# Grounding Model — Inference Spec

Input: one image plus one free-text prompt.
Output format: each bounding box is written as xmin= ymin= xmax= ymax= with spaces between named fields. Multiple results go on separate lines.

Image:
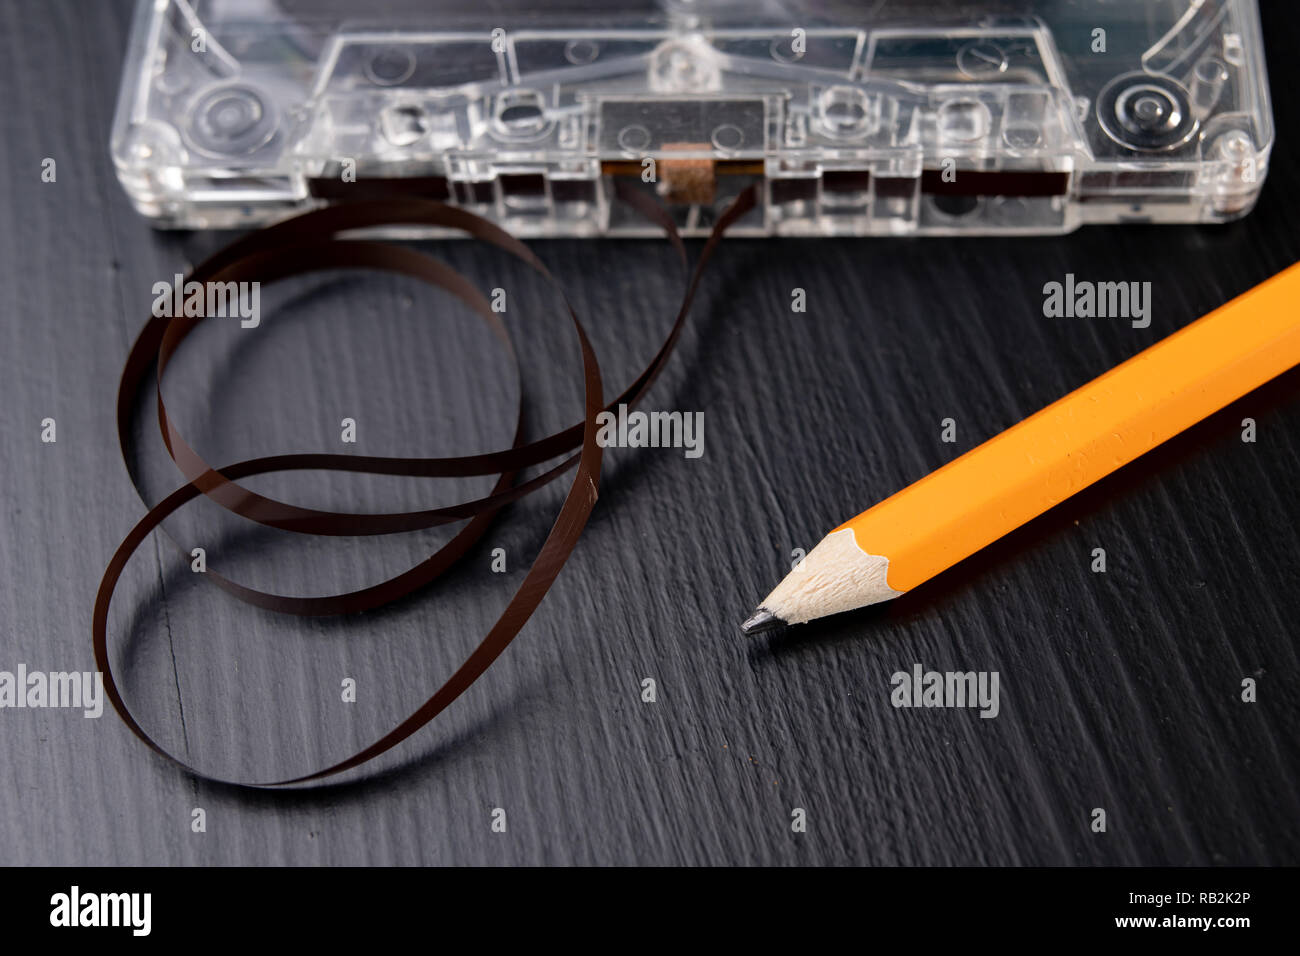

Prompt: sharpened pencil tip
xmin=741 ymin=607 xmax=785 ymax=636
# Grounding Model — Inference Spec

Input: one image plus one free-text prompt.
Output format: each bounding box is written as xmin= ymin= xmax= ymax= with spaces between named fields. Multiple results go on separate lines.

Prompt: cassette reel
xmin=111 ymin=0 xmax=1275 ymax=236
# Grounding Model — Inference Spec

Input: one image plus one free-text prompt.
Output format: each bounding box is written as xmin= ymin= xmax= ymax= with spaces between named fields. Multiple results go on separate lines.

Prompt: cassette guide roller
xmin=112 ymin=0 xmax=1274 ymax=236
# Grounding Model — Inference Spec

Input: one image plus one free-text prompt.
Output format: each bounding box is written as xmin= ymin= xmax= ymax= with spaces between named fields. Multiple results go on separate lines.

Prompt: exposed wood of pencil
xmin=745 ymin=262 xmax=1300 ymax=631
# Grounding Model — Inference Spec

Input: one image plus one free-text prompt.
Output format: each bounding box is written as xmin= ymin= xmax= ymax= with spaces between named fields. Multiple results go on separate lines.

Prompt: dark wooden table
xmin=0 ymin=0 xmax=1296 ymax=866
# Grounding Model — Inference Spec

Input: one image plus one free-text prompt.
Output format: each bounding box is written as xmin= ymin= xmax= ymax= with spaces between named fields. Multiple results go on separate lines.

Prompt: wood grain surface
xmin=0 ymin=0 xmax=1296 ymax=866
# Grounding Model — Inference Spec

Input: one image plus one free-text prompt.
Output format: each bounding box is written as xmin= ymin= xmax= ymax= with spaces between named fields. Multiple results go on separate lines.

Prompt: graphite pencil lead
xmin=740 ymin=607 xmax=785 ymax=636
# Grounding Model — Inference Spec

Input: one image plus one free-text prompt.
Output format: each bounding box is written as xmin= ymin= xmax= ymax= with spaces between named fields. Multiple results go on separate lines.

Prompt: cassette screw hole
xmin=649 ymin=37 xmax=721 ymax=93
xmin=711 ymin=124 xmax=744 ymax=152
xmin=668 ymin=52 xmax=699 ymax=84
xmin=617 ymin=125 xmax=652 ymax=153
xmin=564 ymin=40 xmax=599 ymax=65
xmin=957 ymin=41 xmax=1007 ymax=78
xmin=1215 ymin=129 xmax=1254 ymax=160
xmin=366 ymin=47 xmax=416 ymax=86
xmin=1213 ymin=129 xmax=1257 ymax=186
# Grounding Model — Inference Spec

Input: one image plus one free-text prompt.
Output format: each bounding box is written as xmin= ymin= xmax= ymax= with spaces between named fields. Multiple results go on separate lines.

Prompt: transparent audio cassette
xmin=111 ymin=0 xmax=1275 ymax=236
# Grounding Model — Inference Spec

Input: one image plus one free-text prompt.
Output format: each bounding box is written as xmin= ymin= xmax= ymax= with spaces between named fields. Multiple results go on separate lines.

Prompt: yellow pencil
xmin=742 ymin=263 xmax=1300 ymax=633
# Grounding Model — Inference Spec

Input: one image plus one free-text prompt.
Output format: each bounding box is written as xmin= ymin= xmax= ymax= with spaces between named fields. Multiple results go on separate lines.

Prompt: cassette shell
xmin=111 ymin=0 xmax=1276 ymax=237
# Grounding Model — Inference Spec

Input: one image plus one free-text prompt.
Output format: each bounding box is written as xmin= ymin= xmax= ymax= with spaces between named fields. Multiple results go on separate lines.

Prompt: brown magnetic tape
xmin=94 ymin=182 xmax=757 ymax=787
